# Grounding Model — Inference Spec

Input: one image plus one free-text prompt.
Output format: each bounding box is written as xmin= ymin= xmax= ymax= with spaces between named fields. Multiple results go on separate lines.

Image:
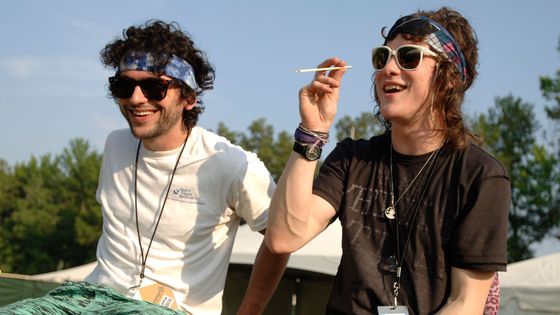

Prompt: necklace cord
xmin=387 ymin=138 xmax=445 ymax=305
xmin=389 ymin=143 xmax=440 ymax=261
xmin=389 ymin=144 xmax=439 ymax=209
xmin=396 ymin=145 xmax=442 ymax=268
xmin=134 ymin=132 xmax=189 ymax=279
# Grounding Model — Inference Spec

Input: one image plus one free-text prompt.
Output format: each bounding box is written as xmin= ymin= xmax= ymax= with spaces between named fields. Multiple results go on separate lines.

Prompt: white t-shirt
xmin=85 ymin=127 xmax=275 ymax=314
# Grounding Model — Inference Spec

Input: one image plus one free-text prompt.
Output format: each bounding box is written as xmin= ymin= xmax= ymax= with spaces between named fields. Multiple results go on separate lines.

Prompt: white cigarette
xmin=295 ymin=65 xmax=353 ymax=73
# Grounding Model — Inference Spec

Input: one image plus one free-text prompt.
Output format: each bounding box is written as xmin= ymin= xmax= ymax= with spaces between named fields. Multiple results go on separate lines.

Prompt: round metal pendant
xmin=384 ymin=206 xmax=396 ymax=220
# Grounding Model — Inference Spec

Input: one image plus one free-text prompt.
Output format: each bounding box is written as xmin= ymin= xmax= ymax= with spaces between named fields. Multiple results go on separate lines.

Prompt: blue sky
xmin=1 ymin=1 xmax=559 ymax=253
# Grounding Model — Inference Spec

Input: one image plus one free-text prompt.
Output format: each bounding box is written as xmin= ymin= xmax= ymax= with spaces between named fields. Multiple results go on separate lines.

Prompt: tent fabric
xmin=225 ymin=222 xmax=342 ymax=315
xmin=29 ymin=262 xmax=97 ymax=283
xmin=3 ymin=221 xmax=342 ymax=284
xmin=0 ymin=277 xmax=59 ymax=306
xmin=499 ymin=252 xmax=560 ymax=313
xmin=231 ymin=221 xmax=342 ymax=275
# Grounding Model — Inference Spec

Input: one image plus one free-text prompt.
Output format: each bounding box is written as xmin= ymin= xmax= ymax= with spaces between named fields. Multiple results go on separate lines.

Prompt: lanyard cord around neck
xmin=388 ymin=140 xmax=444 ymax=306
xmin=133 ymin=134 xmax=188 ymax=282
xmin=388 ymin=144 xmax=439 ymax=216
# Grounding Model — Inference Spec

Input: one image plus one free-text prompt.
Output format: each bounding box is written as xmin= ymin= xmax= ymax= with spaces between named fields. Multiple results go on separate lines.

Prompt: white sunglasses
xmin=371 ymin=44 xmax=438 ymax=71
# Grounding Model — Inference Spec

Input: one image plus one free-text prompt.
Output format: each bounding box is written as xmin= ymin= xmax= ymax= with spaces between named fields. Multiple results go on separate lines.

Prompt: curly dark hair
xmin=100 ymin=19 xmax=215 ymax=131
xmin=374 ymin=7 xmax=481 ymax=149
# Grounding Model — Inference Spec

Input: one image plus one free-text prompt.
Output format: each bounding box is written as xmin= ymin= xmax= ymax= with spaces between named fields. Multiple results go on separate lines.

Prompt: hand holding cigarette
xmin=295 ymin=65 xmax=353 ymax=73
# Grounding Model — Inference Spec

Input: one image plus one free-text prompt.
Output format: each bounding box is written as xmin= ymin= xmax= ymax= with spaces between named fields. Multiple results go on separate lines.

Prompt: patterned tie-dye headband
xmin=118 ymin=51 xmax=199 ymax=90
xmin=385 ymin=15 xmax=467 ymax=81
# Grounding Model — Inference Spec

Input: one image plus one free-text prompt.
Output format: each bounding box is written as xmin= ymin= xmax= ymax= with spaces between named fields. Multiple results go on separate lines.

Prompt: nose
xmin=128 ymin=85 xmax=148 ymax=104
xmin=381 ymin=53 xmax=401 ymax=75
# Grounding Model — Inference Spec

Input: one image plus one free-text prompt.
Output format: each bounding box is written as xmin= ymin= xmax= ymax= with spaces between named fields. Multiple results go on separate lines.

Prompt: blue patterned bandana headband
xmin=118 ymin=51 xmax=199 ymax=90
xmin=385 ymin=15 xmax=467 ymax=81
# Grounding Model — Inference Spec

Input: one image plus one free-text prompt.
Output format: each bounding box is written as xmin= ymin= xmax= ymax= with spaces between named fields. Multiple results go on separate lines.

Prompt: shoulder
xmin=330 ymin=134 xmax=388 ymax=161
xmin=103 ymin=129 xmax=137 ymax=154
xmin=192 ymin=126 xmax=259 ymax=160
xmin=98 ymin=129 xmax=137 ymax=179
xmin=461 ymin=143 xmax=509 ymax=179
xmin=191 ymin=127 xmax=270 ymax=174
xmin=105 ymin=128 xmax=135 ymax=145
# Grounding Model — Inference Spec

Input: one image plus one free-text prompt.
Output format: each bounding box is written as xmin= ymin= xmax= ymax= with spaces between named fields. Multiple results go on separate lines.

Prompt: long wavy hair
xmin=374 ymin=7 xmax=481 ymax=149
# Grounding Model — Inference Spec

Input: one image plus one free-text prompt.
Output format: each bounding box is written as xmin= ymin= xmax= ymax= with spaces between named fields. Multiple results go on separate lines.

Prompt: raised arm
xmin=265 ymin=58 xmax=347 ymax=254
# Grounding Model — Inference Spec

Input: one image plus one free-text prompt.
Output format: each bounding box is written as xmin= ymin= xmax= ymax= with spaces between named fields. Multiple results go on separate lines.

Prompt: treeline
xmin=0 ymin=139 xmax=102 ymax=274
xmin=1 ymin=40 xmax=559 ymax=275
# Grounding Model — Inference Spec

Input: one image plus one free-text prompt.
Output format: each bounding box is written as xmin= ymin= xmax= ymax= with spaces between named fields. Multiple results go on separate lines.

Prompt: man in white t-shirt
xmin=0 ymin=20 xmax=288 ymax=315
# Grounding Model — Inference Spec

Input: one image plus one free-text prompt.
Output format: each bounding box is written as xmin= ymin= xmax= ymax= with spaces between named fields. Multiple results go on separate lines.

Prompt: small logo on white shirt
xmin=170 ymin=187 xmax=204 ymax=204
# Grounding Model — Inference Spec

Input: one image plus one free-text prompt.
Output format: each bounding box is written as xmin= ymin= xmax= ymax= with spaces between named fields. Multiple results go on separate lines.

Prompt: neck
xmin=142 ymin=128 xmax=189 ymax=152
xmin=390 ymin=127 xmax=444 ymax=155
xmin=389 ymin=104 xmax=447 ymax=154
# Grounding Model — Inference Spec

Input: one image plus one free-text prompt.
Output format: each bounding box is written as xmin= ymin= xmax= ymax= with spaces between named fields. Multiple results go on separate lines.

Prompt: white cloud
xmin=0 ymin=55 xmax=107 ymax=80
xmin=0 ymin=55 xmax=112 ymax=99
xmin=0 ymin=57 xmax=39 ymax=78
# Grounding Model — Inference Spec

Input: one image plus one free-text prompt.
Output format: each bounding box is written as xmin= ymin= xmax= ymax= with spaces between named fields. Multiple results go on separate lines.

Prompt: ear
xmin=182 ymin=95 xmax=197 ymax=111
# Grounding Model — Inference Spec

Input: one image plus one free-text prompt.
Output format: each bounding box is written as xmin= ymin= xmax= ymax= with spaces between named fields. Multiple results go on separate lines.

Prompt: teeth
xmin=384 ymin=85 xmax=404 ymax=92
xmin=133 ymin=110 xmax=154 ymax=116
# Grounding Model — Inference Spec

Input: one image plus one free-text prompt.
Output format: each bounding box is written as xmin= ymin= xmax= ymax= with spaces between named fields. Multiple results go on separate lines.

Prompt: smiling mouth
xmin=383 ymin=85 xmax=405 ymax=93
xmin=129 ymin=109 xmax=157 ymax=117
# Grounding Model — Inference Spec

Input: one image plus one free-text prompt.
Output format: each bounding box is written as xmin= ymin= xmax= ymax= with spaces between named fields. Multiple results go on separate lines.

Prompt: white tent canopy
xmin=30 ymin=261 xmax=96 ymax=283
xmin=499 ymin=252 xmax=560 ymax=314
xmin=21 ymin=221 xmax=342 ymax=282
xmin=231 ymin=221 xmax=342 ymax=275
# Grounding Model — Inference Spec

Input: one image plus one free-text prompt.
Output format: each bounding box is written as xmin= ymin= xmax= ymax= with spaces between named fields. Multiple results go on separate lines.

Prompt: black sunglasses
xmin=108 ymin=76 xmax=177 ymax=101
xmin=371 ymin=44 xmax=438 ymax=71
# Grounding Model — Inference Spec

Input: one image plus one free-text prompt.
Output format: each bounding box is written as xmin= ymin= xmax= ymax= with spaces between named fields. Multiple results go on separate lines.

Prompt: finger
xmin=312 ymin=57 xmax=343 ymax=80
xmin=327 ymin=60 xmax=347 ymax=81
xmin=315 ymin=75 xmax=341 ymax=88
xmin=309 ymin=80 xmax=335 ymax=94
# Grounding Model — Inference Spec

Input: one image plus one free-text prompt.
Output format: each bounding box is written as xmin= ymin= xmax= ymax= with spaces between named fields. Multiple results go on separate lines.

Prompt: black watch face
xmin=305 ymin=145 xmax=321 ymax=160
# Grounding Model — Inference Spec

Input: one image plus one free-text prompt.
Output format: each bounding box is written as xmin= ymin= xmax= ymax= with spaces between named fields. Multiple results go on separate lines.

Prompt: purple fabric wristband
xmin=294 ymin=128 xmax=327 ymax=148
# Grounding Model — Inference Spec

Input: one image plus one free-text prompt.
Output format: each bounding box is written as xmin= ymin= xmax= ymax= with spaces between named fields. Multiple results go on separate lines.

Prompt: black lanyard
xmin=131 ymin=135 xmax=188 ymax=288
xmin=388 ymin=142 xmax=443 ymax=307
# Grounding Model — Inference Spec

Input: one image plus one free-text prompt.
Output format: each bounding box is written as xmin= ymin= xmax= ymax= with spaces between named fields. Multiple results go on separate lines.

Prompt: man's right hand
xmin=298 ymin=57 xmax=348 ymax=133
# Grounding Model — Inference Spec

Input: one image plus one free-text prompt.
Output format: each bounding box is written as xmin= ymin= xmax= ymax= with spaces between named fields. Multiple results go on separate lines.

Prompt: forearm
xmin=437 ymin=300 xmax=481 ymax=315
xmin=265 ymin=152 xmax=323 ymax=253
xmin=437 ymin=268 xmax=495 ymax=315
xmin=266 ymin=57 xmax=345 ymax=253
xmin=237 ymin=240 xmax=290 ymax=315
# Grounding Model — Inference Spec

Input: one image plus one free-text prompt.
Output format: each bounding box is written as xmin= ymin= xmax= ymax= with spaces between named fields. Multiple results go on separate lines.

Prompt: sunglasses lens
xmin=139 ymin=80 xmax=169 ymax=101
xmin=372 ymin=47 xmax=390 ymax=70
xmin=109 ymin=77 xmax=135 ymax=98
xmin=397 ymin=46 xmax=422 ymax=70
xmin=108 ymin=77 xmax=170 ymax=101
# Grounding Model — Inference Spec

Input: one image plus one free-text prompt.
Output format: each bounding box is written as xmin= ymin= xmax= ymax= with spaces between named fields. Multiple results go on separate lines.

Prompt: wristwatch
xmin=293 ymin=142 xmax=322 ymax=161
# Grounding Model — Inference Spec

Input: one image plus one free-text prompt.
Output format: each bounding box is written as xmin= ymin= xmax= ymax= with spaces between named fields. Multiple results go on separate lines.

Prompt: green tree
xmin=334 ymin=111 xmax=383 ymax=141
xmin=56 ymin=139 xmax=103 ymax=268
xmin=0 ymin=139 xmax=102 ymax=274
xmin=7 ymin=154 xmax=65 ymax=273
xmin=540 ymin=37 xmax=560 ymax=120
xmin=538 ymin=35 xmax=560 ymax=242
xmin=217 ymin=122 xmax=241 ymax=143
xmin=473 ymin=95 xmax=558 ymax=261
xmin=0 ymin=159 xmax=18 ymax=271
xmin=216 ymin=118 xmax=292 ymax=181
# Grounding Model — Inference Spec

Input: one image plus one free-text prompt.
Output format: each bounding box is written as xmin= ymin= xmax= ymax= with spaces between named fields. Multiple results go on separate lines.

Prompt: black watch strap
xmin=293 ymin=142 xmax=322 ymax=161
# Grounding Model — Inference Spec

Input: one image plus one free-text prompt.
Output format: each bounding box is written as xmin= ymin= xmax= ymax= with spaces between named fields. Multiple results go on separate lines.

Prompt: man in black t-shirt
xmin=265 ymin=7 xmax=510 ymax=315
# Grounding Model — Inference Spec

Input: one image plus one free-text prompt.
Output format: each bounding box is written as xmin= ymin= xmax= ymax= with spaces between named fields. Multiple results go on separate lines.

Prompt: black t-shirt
xmin=313 ymin=134 xmax=510 ymax=315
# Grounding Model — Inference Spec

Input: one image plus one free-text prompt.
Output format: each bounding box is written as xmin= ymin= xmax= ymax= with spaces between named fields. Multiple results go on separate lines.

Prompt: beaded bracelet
xmin=294 ymin=124 xmax=329 ymax=148
xmin=298 ymin=123 xmax=329 ymax=138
